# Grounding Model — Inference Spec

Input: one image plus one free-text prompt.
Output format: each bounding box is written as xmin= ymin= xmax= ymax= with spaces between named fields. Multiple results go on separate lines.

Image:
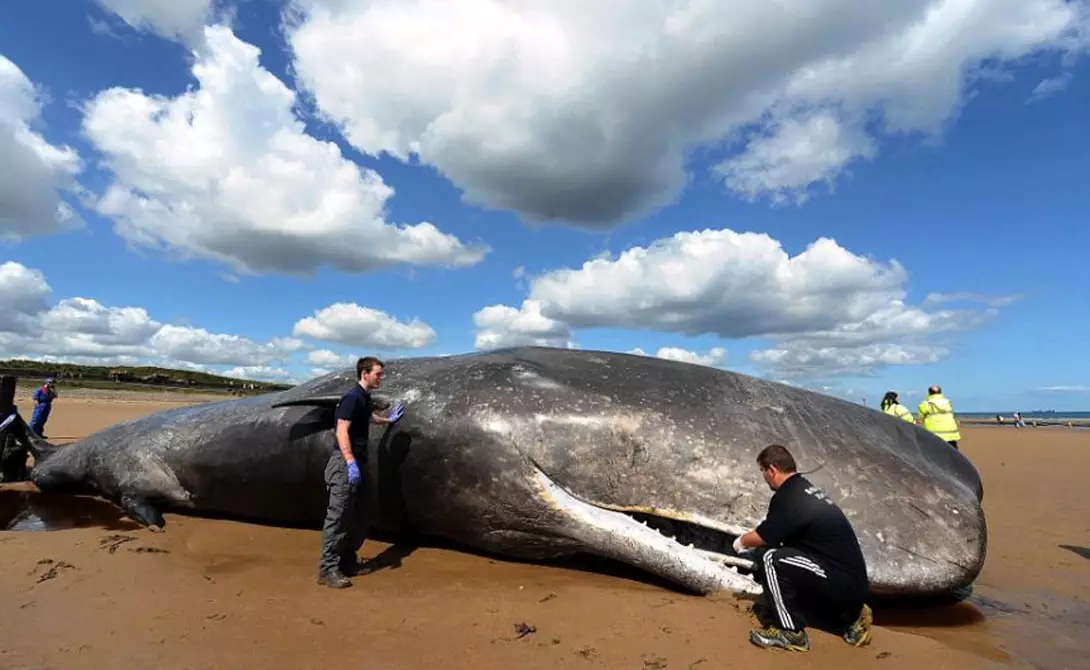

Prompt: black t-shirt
xmin=334 ymin=384 xmax=373 ymax=460
xmin=755 ymin=474 xmax=868 ymax=590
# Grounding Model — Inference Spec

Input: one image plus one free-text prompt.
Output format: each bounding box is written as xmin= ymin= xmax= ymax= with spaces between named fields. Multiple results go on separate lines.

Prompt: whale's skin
xmin=26 ymin=346 xmax=986 ymax=597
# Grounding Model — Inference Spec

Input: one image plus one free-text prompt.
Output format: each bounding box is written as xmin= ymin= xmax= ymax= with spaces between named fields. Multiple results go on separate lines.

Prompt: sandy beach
xmin=1 ymin=392 xmax=1087 ymax=669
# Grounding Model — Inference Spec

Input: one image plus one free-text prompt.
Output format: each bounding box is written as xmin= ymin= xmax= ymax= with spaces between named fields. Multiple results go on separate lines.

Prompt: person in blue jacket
xmin=30 ymin=377 xmax=57 ymax=437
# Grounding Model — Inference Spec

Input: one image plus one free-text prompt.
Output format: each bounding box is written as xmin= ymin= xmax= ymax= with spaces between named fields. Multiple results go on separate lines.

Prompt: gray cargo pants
xmin=318 ymin=452 xmax=370 ymax=575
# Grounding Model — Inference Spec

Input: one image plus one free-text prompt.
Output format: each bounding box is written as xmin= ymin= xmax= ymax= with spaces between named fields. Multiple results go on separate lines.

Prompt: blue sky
xmin=0 ymin=0 xmax=1088 ymax=412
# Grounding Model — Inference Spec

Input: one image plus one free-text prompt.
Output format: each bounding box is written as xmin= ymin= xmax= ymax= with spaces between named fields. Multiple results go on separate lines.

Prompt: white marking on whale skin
xmin=531 ymin=412 xmax=645 ymax=434
xmin=530 ymin=468 xmax=763 ymax=596
xmin=511 ymin=367 xmax=566 ymax=391
xmin=399 ymin=388 xmax=425 ymax=404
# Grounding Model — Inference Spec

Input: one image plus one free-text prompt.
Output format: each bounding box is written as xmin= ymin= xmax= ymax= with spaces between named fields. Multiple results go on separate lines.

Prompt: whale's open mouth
xmin=615 ymin=509 xmax=756 ymax=569
xmin=530 ymin=468 xmax=762 ymax=595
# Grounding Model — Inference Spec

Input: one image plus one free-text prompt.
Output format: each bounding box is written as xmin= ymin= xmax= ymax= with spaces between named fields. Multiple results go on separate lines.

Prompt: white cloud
xmin=750 ymin=343 xmax=945 ymax=379
xmin=149 ymin=326 xmax=304 ymax=367
xmin=82 ymin=24 xmax=488 ymax=277
xmin=629 ymin=346 xmax=727 ymax=368
xmin=222 ymin=365 xmax=297 ymax=384
xmin=1028 ymin=72 xmax=1072 ymax=102
xmin=0 ymin=54 xmax=84 ymax=242
xmin=495 ymin=230 xmax=908 ymax=338
xmin=0 ymin=261 xmax=52 ymax=333
xmin=472 ymin=227 xmax=1007 ymax=379
xmin=285 ymin=0 xmax=1088 ymax=225
xmin=714 ymin=112 xmax=877 ymax=205
xmin=91 ymin=0 xmax=218 ymax=43
xmin=39 ymin=298 xmax=161 ymax=345
xmin=305 ymin=349 xmax=353 ymax=367
xmin=473 ymin=299 xmax=574 ymax=350
xmin=923 ymin=291 xmax=1023 ymax=307
xmin=1035 ymin=385 xmax=1090 ymax=393
xmin=293 ymin=302 xmax=436 ymax=349
xmin=0 ymin=260 xmax=305 ymax=379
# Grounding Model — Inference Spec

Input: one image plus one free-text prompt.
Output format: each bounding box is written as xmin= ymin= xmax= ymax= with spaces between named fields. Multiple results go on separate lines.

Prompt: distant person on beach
xmin=880 ymin=391 xmax=914 ymax=423
xmin=1014 ymin=412 xmax=1025 ymax=428
xmin=30 ymin=377 xmax=57 ymax=438
xmin=732 ymin=444 xmax=873 ymax=652
xmin=917 ymin=385 xmax=961 ymax=449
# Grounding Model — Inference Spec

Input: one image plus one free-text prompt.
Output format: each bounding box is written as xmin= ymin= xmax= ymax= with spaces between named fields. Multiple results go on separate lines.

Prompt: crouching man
xmin=732 ymin=444 xmax=873 ymax=652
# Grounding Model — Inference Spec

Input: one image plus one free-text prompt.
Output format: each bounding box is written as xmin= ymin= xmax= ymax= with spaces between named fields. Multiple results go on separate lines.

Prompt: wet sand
xmin=1 ymin=394 xmax=1088 ymax=669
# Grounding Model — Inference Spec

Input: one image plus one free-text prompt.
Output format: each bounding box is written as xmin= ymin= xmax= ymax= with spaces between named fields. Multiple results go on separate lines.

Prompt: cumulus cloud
xmin=629 ymin=346 xmax=727 ymax=368
xmin=0 ymin=260 xmax=305 ymax=379
xmin=473 ymin=300 xmax=574 ymax=350
xmin=301 ymin=349 xmax=360 ymax=378
xmin=285 ymin=0 xmax=1089 ymax=225
xmin=293 ymin=303 xmax=437 ymax=349
xmin=0 ymin=262 xmax=52 ymax=333
xmin=82 ymin=24 xmax=488 ymax=277
xmin=472 ymin=227 xmax=1008 ymax=379
xmin=305 ymin=349 xmax=353 ymax=368
xmin=149 ymin=326 xmax=304 ymax=367
xmin=90 ymin=0 xmax=218 ymax=43
xmin=499 ymin=230 xmax=909 ymax=338
xmin=0 ymin=54 xmax=84 ymax=242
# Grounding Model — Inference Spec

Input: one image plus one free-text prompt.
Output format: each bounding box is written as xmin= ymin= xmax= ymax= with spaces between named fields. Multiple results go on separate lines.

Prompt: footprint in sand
xmin=30 ymin=558 xmax=75 ymax=584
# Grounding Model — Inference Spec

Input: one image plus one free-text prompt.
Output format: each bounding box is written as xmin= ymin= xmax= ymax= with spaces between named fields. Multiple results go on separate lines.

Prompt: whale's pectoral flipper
xmin=121 ymin=494 xmax=165 ymax=531
xmin=273 ymin=393 xmax=395 ymax=412
xmin=272 ymin=395 xmax=342 ymax=410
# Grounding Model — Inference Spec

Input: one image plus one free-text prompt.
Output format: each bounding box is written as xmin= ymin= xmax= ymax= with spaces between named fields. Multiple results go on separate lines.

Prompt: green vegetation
xmin=0 ymin=358 xmax=293 ymax=396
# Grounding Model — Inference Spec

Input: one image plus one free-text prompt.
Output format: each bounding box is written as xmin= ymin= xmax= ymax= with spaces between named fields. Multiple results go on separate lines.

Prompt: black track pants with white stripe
xmin=751 ymin=547 xmax=864 ymax=633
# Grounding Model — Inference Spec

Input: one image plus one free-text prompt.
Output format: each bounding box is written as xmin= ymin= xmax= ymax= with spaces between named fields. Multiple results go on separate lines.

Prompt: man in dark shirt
xmin=317 ymin=356 xmax=404 ymax=588
xmin=732 ymin=444 xmax=873 ymax=652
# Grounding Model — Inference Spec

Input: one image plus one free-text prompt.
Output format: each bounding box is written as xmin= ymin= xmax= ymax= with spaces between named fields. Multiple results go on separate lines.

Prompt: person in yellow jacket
xmin=880 ymin=391 xmax=914 ymax=423
xmin=917 ymin=385 xmax=961 ymax=449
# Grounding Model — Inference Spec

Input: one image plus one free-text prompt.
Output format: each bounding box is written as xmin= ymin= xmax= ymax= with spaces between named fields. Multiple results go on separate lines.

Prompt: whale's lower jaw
xmin=529 ymin=468 xmax=762 ymax=596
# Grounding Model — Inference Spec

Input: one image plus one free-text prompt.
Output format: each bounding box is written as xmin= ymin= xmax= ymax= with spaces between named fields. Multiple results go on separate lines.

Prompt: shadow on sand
xmin=0 ymin=487 xmax=142 ymax=532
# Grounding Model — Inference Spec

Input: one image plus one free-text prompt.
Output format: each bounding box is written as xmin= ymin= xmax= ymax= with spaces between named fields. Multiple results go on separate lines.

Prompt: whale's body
xmin=24 ymin=347 xmax=986 ymax=597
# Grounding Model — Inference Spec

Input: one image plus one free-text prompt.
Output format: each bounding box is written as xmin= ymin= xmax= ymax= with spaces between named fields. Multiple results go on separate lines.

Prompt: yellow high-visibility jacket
xmin=883 ymin=403 xmax=914 ymax=423
xmin=917 ymin=393 xmax=961 ymax=442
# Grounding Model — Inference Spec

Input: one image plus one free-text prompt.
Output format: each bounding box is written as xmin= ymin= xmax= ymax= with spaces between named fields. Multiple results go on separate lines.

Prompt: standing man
xmin=30 ymin=377 xmax=57 ymax=438
xmin=917 ymin=384 xmax=961 ymax=449
xmin=317 ymin=356 xmax=405 ymax=589
xmin=732 ymin=444 xmax=873 ymax=652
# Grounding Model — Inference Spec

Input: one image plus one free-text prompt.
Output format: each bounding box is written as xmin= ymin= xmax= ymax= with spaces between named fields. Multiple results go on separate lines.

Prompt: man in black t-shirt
xmin=731 ymin=444 xmax=873 ymax=652
xmin=317 ymin=356 xmax=404 ymax=589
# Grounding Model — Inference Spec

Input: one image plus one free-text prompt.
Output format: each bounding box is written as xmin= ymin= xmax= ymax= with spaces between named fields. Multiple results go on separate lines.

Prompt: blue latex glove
xmin=347 ymin=460 xmax=361 ymax=487
xmin=388 ymin=401 xmax=405 ymax=423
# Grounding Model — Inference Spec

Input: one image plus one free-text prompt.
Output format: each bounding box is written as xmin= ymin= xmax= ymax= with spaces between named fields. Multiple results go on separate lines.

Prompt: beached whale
xmin=13 ymin=346 xmax=985 ymax=597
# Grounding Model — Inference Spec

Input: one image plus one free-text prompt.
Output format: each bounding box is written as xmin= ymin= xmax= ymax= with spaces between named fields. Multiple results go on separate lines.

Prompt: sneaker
xmin=749 ymin=626 xmax=810 ymax=652
xmin=317 ymin=569 xmax=352 ymax=589
xmin=843 ymin=603 xmax=873 ymax=647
